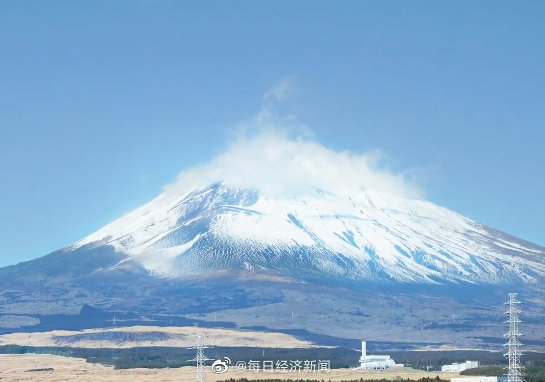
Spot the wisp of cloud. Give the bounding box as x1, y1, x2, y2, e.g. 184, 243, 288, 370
164, 130, 421, 200
164, 80, 422, 200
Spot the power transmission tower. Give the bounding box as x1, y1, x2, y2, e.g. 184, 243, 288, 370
188, 335, 212, 382
504, 293, 525, 382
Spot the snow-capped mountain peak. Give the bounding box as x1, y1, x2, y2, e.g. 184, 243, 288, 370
74, 182, 545, 285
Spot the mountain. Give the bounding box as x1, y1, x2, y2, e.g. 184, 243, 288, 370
74, 182, 545, 284
1, 181, 544, 350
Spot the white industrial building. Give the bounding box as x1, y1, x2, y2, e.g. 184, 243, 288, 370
354, 341, 404, 370
441, 360, 479, 372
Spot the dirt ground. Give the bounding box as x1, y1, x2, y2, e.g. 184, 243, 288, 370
0, 326, 314, 349
0, 353, 462, 382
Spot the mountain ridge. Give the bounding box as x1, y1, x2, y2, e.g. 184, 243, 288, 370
69, 182, 545, 285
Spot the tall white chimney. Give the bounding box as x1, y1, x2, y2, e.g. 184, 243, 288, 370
361, 340, 366, 357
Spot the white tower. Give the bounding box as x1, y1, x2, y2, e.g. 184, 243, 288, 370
361, 340, 367, 357
504, 293, 525, 382
188, 335, 212, 382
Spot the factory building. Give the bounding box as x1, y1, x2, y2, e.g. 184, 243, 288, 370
355, 341, 404, 370
441, 360, 479, 372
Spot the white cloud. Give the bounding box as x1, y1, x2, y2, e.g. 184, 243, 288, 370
163, 80, 422, 200
164, 128, 422, 200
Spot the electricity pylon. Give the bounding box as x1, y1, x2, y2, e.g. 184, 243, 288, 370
188, 335, 212, 382
504, 293, 525, 382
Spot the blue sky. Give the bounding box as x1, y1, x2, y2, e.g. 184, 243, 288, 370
1, 1, 544, 267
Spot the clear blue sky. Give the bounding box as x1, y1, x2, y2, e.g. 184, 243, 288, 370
1, 1, 544, 267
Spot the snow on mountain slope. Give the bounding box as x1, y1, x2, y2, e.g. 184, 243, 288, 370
74, 182, 545, 284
